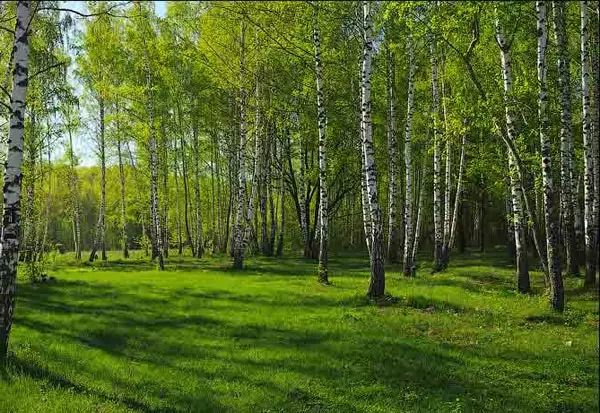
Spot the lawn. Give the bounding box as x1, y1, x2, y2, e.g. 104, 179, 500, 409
1, 250, 598, 412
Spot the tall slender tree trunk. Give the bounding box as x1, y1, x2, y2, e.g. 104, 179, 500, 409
593, 1, 600, 275
403, 35, 416, 277
537, 1, 564, 310
355, 66, 372, 258
505, 181, 516, 259
245, 80, 260, 254
260, 122, 269, 256
179, 130, 193, 255
233, 20, 247, 270
298, 138, 310, 258
139, 8, 164, 270
193, 122, 203, 258
449, 129, 467, 251
313, 5, 329, 284
210, 135, 218, 254
361, 2, 385, 298
22, 116, 36, 263
38, 125, 51, 262
0, 0, 30, 362
214, 134, 224, 252
89, 97, 107, 264
228, 128, 237, 257
430, 36, 443, 273
496, 9, 530, 292
360, 157, 373, 257
268, 132, 277, 255
553, 1, 577, 276
67, 110, 81, 260
276, 132, 286, 257
174, 138, 183, 255
116, 106, 129, 259
581, 1, 597, 286
574, 157, 584, 264
385, 43, 399, 264
161, 123, 169, 259
441, 53, 451, 268
412, 163, 426, 268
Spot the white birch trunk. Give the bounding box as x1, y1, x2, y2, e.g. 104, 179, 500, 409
537, 1, 564, 310
430, 36, 443, 272
313, 5, 329, 283
361, 2, 385, 298
403, 35, 415, 277
298, 136, 310, 257
268, 136, 277, 255
449, 129, 467, 251
0, 0, 29, 361
116, 107, 129, 259
591, 1, 600, 278
89, 98, 107, 263
276, 133, 285, 257
358, 71, 372, 258
581, 1, 597, 286
496, 9, 530, 292
233, 20, 247, 269
412, 163, 426, 266
553, 1, 578, 275
193, 123, 203, 258
139, 7, 164, 270
441, 53, 451, 267
360, 153, 372, 255
244, 88, 260, 253
385, 43, 399, 263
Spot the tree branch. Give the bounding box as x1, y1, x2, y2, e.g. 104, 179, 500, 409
26, 61, 67, 81
409, 8, 487, 100
38, 2, 134, 19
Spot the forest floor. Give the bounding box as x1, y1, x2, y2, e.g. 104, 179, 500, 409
1, 250, 598, 412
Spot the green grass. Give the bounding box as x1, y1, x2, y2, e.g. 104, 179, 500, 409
1, 250, 598, 412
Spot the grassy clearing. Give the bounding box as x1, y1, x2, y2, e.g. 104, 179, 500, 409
1, 250, 598, 412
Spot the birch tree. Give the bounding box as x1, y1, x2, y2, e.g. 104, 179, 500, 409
139, 3, 164, 270
385, 42, 399, 263
313, 3, 329, 284
440, 53, 451, 268
580, 1, 597, 287
88, 97, 107, 263
233, 19, 247, 269
537, 1, 563, 310
0, 0, 30, 362
403, 34, 416, 277
361, 2, 385, 298
591, 1, 600, 278
449, 127, 467, 252
193, 121, 203, 258
430, 35, 443, 273
495, 7, 530, 292
553, 1, 577, 276
115, 103, 129, 259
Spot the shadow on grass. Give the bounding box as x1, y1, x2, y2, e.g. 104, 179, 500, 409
11, 254, 599, 412
7, 356, 156, 412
